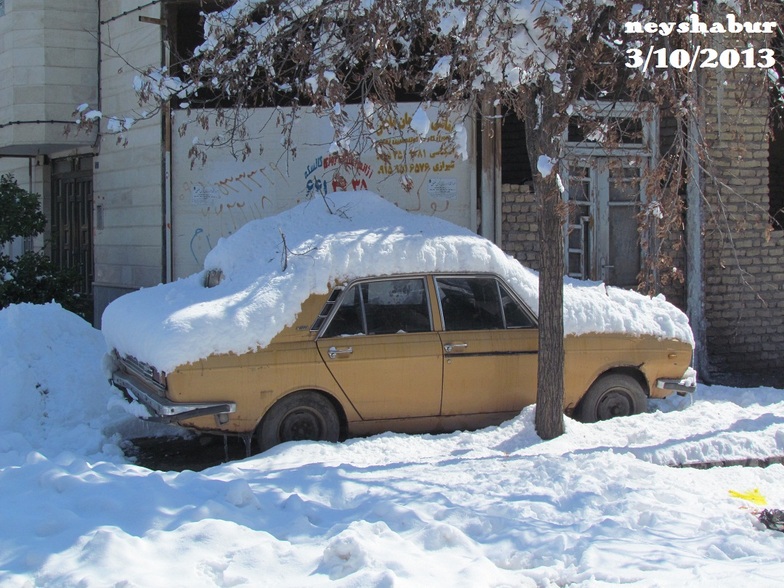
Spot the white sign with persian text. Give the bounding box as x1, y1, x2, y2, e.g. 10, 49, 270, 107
170, 105, 476, 277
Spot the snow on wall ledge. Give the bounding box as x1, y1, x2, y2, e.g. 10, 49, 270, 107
101, 191, 694, 372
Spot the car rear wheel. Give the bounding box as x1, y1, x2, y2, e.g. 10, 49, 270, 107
257, 391, 340, 452
576, 374, 648, 423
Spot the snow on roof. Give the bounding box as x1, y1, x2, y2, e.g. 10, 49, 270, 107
101, 191, 693, 372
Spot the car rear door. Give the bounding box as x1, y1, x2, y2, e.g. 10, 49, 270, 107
435, 275, 539, 416
316, 277, 443, 420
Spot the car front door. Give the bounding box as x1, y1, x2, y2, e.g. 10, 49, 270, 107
435, 276, 539, 416
316, 277, 443, 420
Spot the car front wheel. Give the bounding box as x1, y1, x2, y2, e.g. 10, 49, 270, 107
576, 374, 648, 423
257, 391, 340, 452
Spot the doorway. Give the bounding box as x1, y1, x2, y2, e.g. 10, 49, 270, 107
564, 158, 645, 288
51, 157, 94, 320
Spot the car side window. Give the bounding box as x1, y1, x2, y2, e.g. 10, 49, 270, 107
436, 276, 535, 331
323, 286, 364, 337
311, 287, 343, 332
499, 283, 536, 328
322, 278, 431, 337
436, 277, 505, 331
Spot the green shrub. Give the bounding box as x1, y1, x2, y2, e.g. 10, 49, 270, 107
0, 174, 83, 314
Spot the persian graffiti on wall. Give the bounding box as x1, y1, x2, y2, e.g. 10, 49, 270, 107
171, 105, 474, 276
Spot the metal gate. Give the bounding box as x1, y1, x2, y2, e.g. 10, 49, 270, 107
51, 157, 94, 315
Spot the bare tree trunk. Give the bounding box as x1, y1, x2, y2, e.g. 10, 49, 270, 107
534, 175, 566, 439
524, 94, 566, 440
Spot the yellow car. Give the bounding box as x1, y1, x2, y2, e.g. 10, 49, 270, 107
110, 270, 695, 452
105, 191, 695, 453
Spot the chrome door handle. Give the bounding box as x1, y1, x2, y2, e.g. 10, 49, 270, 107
328, 346, 353, 359
444, 343, 468, 353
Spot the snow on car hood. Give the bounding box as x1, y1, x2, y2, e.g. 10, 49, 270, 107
101, 191, 694, 372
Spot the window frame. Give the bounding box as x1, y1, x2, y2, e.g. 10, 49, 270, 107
316, 273, 538, 339
310, 286, 343, 332
434, 273, 537, 332
316, 275, 434, 338
564, 101, 658, 158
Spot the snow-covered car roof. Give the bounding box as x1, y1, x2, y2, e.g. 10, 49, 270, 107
101, 191, 694, 372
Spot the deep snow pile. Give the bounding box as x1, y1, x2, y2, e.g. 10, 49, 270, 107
1, 303, 784, 587
0, 303, 131, 466
102, 191, 693, 372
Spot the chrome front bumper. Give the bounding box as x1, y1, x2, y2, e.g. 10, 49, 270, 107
656, 367, 698, 395
111, 372, 236, 424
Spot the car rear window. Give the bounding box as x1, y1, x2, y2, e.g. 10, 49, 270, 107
436, 276, 535, 330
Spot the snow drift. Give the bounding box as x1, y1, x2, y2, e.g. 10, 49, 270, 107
0, 303, 783, 587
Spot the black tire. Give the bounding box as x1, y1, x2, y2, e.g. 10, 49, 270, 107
576, 374, 648, 423
257, 391, 340, 452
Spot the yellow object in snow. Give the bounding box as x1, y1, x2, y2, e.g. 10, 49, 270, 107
729, 488, 768, 506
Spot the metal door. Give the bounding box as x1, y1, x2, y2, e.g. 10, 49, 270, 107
565, 159, 644, 288
51, 158, 94, 314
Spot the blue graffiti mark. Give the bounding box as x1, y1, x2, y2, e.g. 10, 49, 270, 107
304, 156, 324, 179
190, 228, 204, 264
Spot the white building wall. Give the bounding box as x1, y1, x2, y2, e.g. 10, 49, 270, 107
0, 0, 480, 324
93, 1, 165, 322
0, 0, 98, 155
0, 0, 96, 300
170, 107, 477, 277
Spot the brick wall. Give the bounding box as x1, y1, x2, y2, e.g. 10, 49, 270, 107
702, 67, 784, 378
500, 180, 686, 307
499, 56, 784, 382
770, 124, 784, 228
501, 183, 540, 270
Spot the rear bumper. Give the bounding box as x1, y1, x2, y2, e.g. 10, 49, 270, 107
656, 367, 698, 395
111, 372, 236, 424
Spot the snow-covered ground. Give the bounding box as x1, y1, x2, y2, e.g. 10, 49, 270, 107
1, 301, 783, 587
